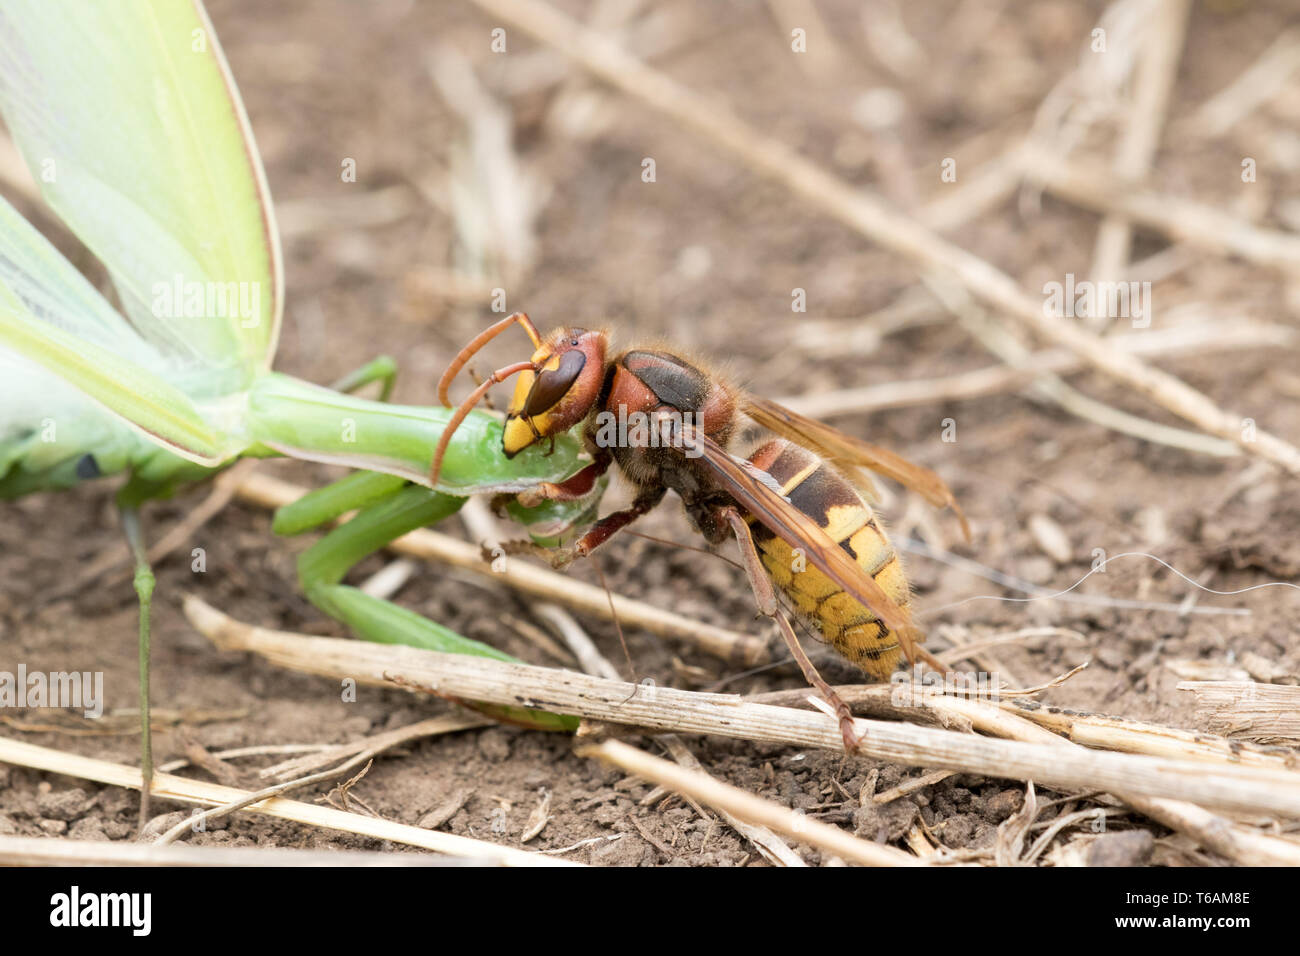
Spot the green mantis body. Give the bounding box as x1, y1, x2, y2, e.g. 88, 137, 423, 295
0, 0, 596, 817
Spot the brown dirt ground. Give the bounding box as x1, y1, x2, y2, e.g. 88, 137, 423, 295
2, 0, 1299, 865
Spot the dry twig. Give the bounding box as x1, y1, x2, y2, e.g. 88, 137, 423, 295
1178, 681, 1300, 744
775, 319, 1296, 420
1022, 146, 1300, 271
0, 835, 464, 867
580, 739, 917, 866
182, 598, 1300, 822
0, 735, 575, 866
1088, 0, 1192, 315
658, 734, 805, 866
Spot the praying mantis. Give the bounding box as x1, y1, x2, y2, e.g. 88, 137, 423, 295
0, 0, 597, 821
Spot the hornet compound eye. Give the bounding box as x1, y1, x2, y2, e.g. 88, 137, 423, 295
523, 349, 587, 417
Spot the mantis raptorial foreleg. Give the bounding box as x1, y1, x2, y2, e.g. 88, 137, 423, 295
264, 350, 597, 731
281, 480, 578, 731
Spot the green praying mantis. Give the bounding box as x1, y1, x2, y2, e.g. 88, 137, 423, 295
0, 0, 600, 821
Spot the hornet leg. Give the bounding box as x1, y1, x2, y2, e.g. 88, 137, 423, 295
430, 360, 536, 486
550, 486, 666, 569
722, 507, 862, 754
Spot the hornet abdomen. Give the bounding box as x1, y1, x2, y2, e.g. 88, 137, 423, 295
744, 439, 909, 679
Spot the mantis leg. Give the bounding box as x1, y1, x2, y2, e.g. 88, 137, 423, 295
272, 471, 408, 536
329, 355, 398, 401
119, 505, 156, 828
289, 481, 577, 731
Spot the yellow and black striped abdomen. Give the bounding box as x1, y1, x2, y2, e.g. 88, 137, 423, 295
745, 440, 909, 679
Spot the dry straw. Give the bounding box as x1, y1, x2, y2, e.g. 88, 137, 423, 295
181, 597, 1300, 827
579, 738, 918, 866
0, 734, 575, 867
775, 320, 1297, 421
0, 835, 462, 867
1179, 681, 1300, 744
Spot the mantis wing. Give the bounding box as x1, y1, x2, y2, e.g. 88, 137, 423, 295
0, 1, 590, 491
0, 195, 226, 465
0, 0, 282, 390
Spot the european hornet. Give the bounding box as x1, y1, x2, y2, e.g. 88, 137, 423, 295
433, 312, 969, 750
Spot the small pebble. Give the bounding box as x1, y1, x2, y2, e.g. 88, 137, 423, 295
1029, 513, 1073, 564
1086, 830, 1155, 867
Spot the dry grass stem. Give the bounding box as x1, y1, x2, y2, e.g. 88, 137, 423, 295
920, 141, 1029, 232
427, 43, 541, 282
755, 683, 1295, 773
1178, 681, 1300, 743
877, 684, 1300, 866
534, 603, 623, 680
359, 558, 418, 600
659, 734, 806, 866
153, 754, 381, 846
1022, 146, 1300, 271
873, 769, 955, 804
928, 274, 1239, 458
0, 735, 574, 866
580, 739, 917, 866
775, 319, 1295, 419
1000, 698, 1296, 770
1127, 797, 1300, 866
1088, 0, 1191, 314
258, 715, 491, 782
182, 597, 1300, 821
0, 835, 467, 867
1182, 26, 1300, 138
158, 743, 332, 775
